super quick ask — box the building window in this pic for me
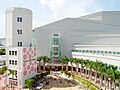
[12,51,14,55]
[17,17,22,22]
[9,51,17,55]
[15,71,17,78]
[15,61,17,65]
[15,51,17,55]
[54,34,58,36]
[9,51,11,55]
[18,42,22,46]
[17,30,22,34]
[9,60,11,64]
[12,60,14,65]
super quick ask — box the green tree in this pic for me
[0,49,5,55]
[37,56,42,72]
[25,78,35,90]
[8,70,17,90]
[62,56,69,71]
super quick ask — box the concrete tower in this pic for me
[6,7,37,89]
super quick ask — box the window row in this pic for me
[9,60,17,65]
[9,51,17,55]
[17,29,22,34]
[72,50,120,55]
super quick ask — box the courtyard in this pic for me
[38,72,84,90]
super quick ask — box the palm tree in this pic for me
[93,60,102,84]
[42,56,50,71]
[0,66,7,75]
[37,56,42,72]
[69,58,74,72]
[83,59,90,78]
[100,63,108,90]
[25,78,35,90]
[108,65,119,90]
[60,58,65,70]
[0,67,4,75]
[38,56,50,71]
[74,58,81,74]
[63,56,69,71]
[8,69,17,90]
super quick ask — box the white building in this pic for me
[6,7,37,89]
[35,11,120,70]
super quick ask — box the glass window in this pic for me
[17,30,22,34]
[53,47,58,50]
[12,60,14,65]
[20,17,22,22]
[113,52,116,54]
[86,50,88,52]
[12,51,14,55]
[17,17,19,22]
[17,30,19,34]
[20,42,22,46]
[15,71,17,77]
[54,34,58,36]
[9,60,11,64]
[105,51,107,54]
[15,51,17,55]
[15,61,17,65]
[109,51,112,54]
[117,52,120,54]
[20,30,22,34]
[17,17,22,22]
[18,42,22,46]
[93,50,96,53]
[9,51,11,55]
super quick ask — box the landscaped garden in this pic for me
[37,56,120,90]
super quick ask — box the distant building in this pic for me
[6,7,37,89]
[35,11,120,70]
[0,38,6,48]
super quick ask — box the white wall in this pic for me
[35,15,120,57]
[6,7,32,47]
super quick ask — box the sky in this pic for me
[0,0,120,38]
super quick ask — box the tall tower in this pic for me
[6,7,37,89]
[49,34,62,63]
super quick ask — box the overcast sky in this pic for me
[0,0,120,38]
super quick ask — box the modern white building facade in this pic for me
[35,11,120,70]
[6,7,37,89]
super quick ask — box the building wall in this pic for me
[35,14,120,57]
[5,7,36,89]
[6,7,32,47]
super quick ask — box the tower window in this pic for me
[18,42,22,46]
[15,51,17,55]
[17,17,22,22]
[9,60,11,64]
[9,51,11,55]
[17,30,22,34]
[15,61,17,65]
[12,60,14,65]
[12,51,14,55]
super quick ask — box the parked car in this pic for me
[36,83,43,90]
